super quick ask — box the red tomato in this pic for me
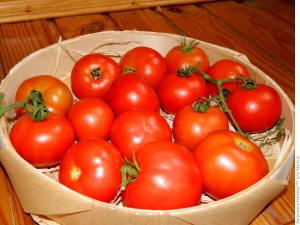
[119,46,168,91]
[9,113,75,167]
[121,141,202,210]
[15,75,73,117]
[71,53,122,101]
[206,59,251,97]
[173,104,229,151]
[67,98,115,141]
[193,130,269,200]
[226,84,282,133]
[58,138,123,203]
[107,73,160,117]
[110,108,172,162]
[165,39,210,74]
[157,72,209,115]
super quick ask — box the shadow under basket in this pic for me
[0,31,295,225]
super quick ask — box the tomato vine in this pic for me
[183,64,285,148]
[0,89,49,121]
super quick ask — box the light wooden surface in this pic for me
[0,0,295,224]
[0,0,221,24]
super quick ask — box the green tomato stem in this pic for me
[179,36,199,53]
[120,157,140,191]
[0,90,50,121]
[197,69,247,137]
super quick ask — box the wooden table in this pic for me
[0,0,295,224]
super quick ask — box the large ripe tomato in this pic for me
[58,138,123,203]
[173,102,229,151]
[121,141,202,210]
[67,98,115,141]
[157,71,209,115]
[206,59,251,97]
[15,75,73,117]
[226,84,282,133]
[9,113,75,167]
[71,53,122,101]
[165,38,210,75]
[110,108,172,162]
[107,73,160,117]
[193,130,269,200]
[119,46,168,91]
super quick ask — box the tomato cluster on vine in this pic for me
[3,37,284,210]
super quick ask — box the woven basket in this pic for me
[0,31,295,225]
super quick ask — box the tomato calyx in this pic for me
[177,64,198,77]
[192,97,211,113]
[237,76,257,90]
[120,157,140,191]
[90,66,103,80]
[0,89,49,121]
[179,36,199,54]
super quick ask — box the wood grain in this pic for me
[0,165,36,225]
[0,0,221,24]
[109,8,178,34]
[201,1,295,73]
[0,19,61,75]
[55,14,120,40]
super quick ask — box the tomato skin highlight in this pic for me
[110,108,172,162]
[122,141,202,210]
[9,113,75,167]
[193,130,269,200]
[226,84,282,133]
[71,53,122,101]
[119,46,168,91]
[15,75,73,117]
[58,138,123,203]
[206,59,251,97]
[67,98,115,141]
[173,105,229,151]
[157,72,209,115]
[108,73,160,117]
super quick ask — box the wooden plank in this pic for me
[243,0,295,26]
[158,4,295,102]
[0,165,13,225]
[108,8,178,33]
[55,14,120,40]
[0,19,61,76]
[54,9,178,43]
[201,1,295,73]
[0,164,36,225]
[0,0,222,24]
